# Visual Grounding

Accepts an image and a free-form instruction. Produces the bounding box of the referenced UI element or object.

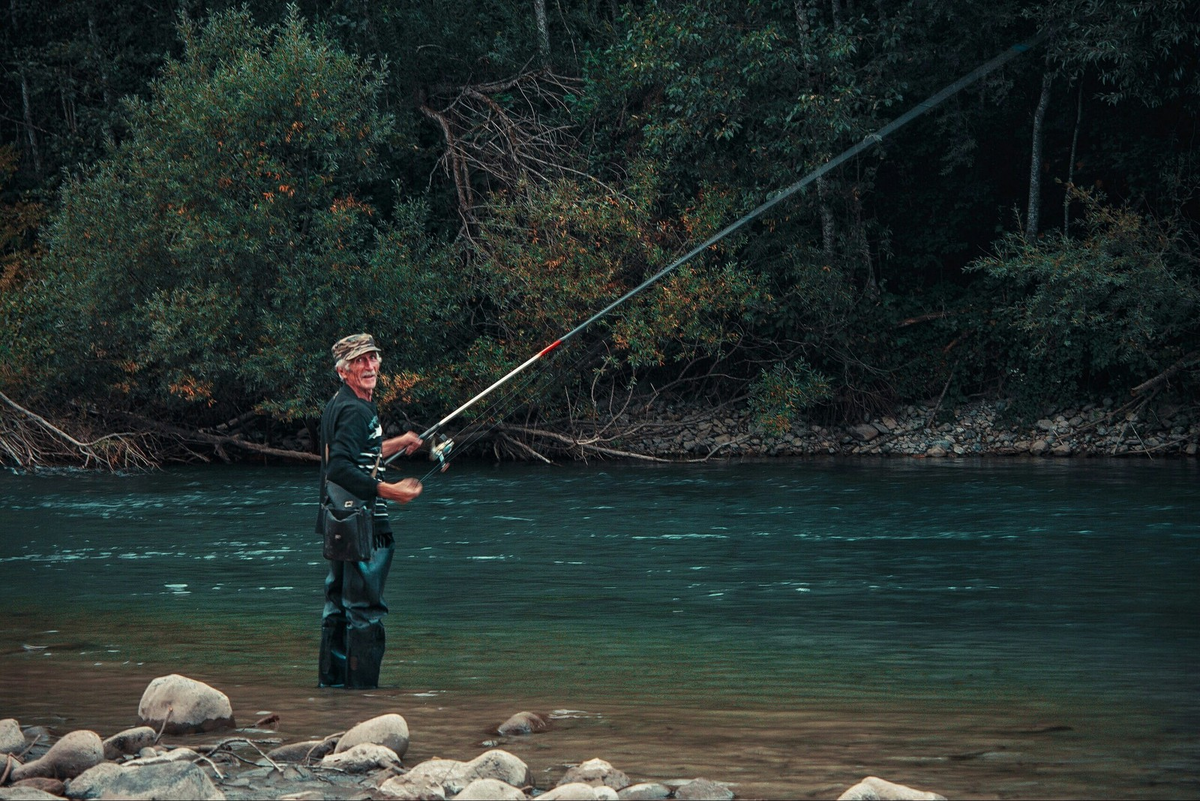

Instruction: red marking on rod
[538,339,564,357]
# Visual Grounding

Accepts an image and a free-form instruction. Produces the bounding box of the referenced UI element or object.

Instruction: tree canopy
[1,0,1196,464]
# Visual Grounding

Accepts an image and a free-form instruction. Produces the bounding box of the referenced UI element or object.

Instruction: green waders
[318,540,394,689]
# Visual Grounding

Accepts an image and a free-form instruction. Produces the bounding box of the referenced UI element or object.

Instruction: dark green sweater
[318,383,392,536]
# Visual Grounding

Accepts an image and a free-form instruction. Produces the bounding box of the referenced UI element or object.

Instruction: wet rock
[10,730,103,781]
[497,711,550,736]
[558,758,630,791]
[321,742,401,773]
[450,750,531,794]
[102,726,157,760]
[66,760,224,800]
[837,775,946,800]
[675,778,735,800]
[0,788,64,800]
[377,770,447,800]
[334,712,409,759]
[454,777,526,800]
[851,424,881,442]
[266,738,337,763]
[124,747,202,766]
[9,778,65,796]
[617,783,672,800]
[137,674,235,735]
[0,720,24,755]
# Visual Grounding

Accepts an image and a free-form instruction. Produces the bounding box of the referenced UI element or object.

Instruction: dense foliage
[1,0,1196,460]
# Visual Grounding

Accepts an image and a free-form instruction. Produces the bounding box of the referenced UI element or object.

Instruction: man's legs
[319,560,348,687]
[343,541,395,689]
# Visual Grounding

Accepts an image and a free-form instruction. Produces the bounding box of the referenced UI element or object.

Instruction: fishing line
[388,30,1048,472]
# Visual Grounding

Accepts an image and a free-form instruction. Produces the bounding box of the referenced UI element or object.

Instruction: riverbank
[2,660,1186,801]
[581,397,1200,460]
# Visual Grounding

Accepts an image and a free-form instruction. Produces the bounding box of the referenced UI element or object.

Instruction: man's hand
[382,431,423,458]
[377,477,423,504]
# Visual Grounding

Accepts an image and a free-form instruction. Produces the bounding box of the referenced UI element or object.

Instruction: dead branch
[1131,350,1200,396]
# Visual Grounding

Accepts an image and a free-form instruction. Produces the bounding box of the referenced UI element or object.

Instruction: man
[318,333,423,689]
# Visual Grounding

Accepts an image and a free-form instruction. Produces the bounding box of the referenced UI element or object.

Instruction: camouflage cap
[332,333,381,364]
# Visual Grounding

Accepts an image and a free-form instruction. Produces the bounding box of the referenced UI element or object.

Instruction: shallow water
[2,458,1198,798]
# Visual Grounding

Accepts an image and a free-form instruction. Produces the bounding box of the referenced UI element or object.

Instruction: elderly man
[318,333,423,689]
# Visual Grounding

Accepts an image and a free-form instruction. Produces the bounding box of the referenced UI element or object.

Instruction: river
[2,458,1197,798]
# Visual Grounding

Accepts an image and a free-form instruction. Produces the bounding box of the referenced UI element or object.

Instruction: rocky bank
[598,397,1200,460]
[0,675,947,801]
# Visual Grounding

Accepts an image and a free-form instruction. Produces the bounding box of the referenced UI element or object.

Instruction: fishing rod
[389,30,1049,472]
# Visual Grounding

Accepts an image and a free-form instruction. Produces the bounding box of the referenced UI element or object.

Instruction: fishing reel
[429,435,454,473]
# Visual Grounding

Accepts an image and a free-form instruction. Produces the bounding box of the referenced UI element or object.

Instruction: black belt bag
[321,478,375,561]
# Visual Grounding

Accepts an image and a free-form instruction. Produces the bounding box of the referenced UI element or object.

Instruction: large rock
[837,776,947,801]
[617,783,671,800]
[333,713,409,759]
[452,778,526,800]
[101,726,157,760]
[0,719,24,755]
[10,730,103,781]
[376,771,447,800]
[65,761,224,800]
[557,758,630,791]
[497,711,550,736]
[137,675,235,735]
[402,750,529,796]
[675,778,734,800]
[540,783,618,800]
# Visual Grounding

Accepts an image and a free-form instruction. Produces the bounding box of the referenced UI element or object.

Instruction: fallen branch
[1131,351,1200,396]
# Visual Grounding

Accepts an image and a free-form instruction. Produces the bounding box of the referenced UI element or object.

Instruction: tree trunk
[795,0,837,256]
[1026,61,1052,241]
[1064,79,1082,236]
[533,0,550,68]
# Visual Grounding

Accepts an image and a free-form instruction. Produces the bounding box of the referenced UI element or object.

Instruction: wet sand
[4,654,1197,799]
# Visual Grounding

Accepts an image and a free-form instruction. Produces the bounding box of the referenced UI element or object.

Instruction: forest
[1,0,1197,468]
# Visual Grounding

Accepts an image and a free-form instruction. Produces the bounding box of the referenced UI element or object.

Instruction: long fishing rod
[389,30,1048,470]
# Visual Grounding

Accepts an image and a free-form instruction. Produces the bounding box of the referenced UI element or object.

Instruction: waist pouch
[321,479,374,561]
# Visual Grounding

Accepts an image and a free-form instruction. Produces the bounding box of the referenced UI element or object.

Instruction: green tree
[11,6,430,422]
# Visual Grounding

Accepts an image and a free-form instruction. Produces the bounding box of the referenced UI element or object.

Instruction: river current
[1,458,1197,798]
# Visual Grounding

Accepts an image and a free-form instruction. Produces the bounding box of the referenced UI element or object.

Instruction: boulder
[453,778,526,800]
[10,730,103,781]
[836,776,947,801]
[0,719,24,755]
[557,758,630,791]
[65,761,224,800]
[321,743,401,773]
[137,674,235,735]
[540,783,614,800]
[403,750,529,796]
[497,711,550,736]
[675,778,734,800]
[333,713,409,759]
[617,783,671,800]
[377,771,447,800]
[102,726,157,760]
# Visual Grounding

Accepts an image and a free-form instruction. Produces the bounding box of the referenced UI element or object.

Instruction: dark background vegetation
[1,0,1197,466]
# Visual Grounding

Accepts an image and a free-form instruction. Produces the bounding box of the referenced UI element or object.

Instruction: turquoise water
[2,458,1198,797]
[2,458,1197,704]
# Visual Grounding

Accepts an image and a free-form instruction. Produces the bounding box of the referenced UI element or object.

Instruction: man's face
[340,352,382,399]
